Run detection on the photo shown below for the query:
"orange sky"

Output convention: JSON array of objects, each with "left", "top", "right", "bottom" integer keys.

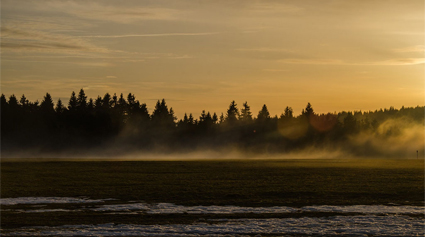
[{"left": 1, "top": 0, "right": 424, "bottom": 119}]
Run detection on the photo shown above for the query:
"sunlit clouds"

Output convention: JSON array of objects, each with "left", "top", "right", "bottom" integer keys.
[{"left": 1, "top": 0, "right": 424, "bottom": 119}]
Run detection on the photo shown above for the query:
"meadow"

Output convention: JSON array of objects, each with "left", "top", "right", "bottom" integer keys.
[{"left": 1, "top": 158, "right": 424, "bottom": 231}]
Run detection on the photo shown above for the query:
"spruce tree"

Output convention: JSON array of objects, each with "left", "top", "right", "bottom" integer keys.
[{"left": 68, "top": 91, "right": 77, "bottom": 111}]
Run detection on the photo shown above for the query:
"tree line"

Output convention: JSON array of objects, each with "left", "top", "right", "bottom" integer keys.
[{"left": 1, "top": 89, "right": 424, "bottom": 154}]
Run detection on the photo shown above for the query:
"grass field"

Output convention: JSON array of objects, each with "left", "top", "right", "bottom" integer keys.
[{"left": 1, "top": 158, "right": 424, "bottom": 233}]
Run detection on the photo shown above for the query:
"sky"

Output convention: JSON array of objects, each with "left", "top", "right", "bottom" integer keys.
[{"left": 1, "top": 0, "right": 424, "bottom": 119}]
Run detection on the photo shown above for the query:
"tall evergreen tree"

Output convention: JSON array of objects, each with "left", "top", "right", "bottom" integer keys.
[
  {"left": 94, "top": 96, "right": 102, "bottom": 110},
  {"left": 87, "top": 98, "right": 94, "bottom": 111},
  {"left": 68, "top": 91, "right": 77, "bottom": 111},
  {"left": 76, "top": 89, "right": 87, "bottom": 110},
  {"left": 225, "top": 101, "right": 239, "bottom": 124},
  {"left": 257, "top": 104, "right": 270, "bottom": 121},
  {"left": 102, "top": 93, "right": 112, "bottom": 109},
  {"left": 117, "top": 93, "right": 127, "bottom": 115},
  {"left": 151, "top": 99, "right": 175, "bottom": 128},
  {"left": 8, "top": 95, "right": 19, "bottom": 108},
  {"left": 40, "top": 93, "right": 54, "bottom": 113},
  {"left": 302, "top": 102, "right": 314, "bottom": 118},
  {"left": 111, "top": 93, "right": 118, "bottom": 108},
  {"left": 240, "top": 101, "right": 253, "bottom": 123},
  {"left": 20, "top": 94, "right": 29, "bottom": 108},
  {"left": 55, "top": 99, "right": 65, "bottom": 114},
  {"left": 281, "top": 106, "right": 293, "bottom": 119},
  {"left": 212, "top": 113, "right": 218, "bottom": 124},
  {"left": 1, "top": 94, "right": 7, "bottom": 109}
]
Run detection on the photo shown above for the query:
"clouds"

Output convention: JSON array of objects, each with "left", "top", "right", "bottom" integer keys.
[
  {"left": 278, "top": 58, "right": 425, "bottom": 66},
  {"left": 48, "top": 3, "right": 181, "bottom": 23},
  {"left": 3, "top": 0, "right": 183, "bottom": 24},
  {"left": 1, "top": 27, "right": 107, "bottom": 54},
  {"left": 78, "top": 32, "right": 221, "bottom": 38},
  {"left": 393, "top": 45, "right": 425, "bottom": 53}
]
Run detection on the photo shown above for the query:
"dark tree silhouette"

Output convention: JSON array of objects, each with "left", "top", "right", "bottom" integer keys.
[
  {"left": 257, "top": 104, "right": 270, "bottom": 121},
  {"left": 40, "top": 93, "right": 54, "bottom": 113},
  {"left": 76, "top": 89, "right": 87, "bottom": 110},
  {"left": 102, "top": 93, "right": 112, "bottom": 109},
  {"left": 302, "top": 102, "right": 314, "bottom": 119},
  {"left": 281, "top": 106, "right": 293, "bottom": 119},
  {"left": 151, "top": 99, "right": 175, "bottom": 129},
  {"left": 240, "top": 101, "right": 253, "bottom": 123},
  {"left": 20, "top": 95, "right": 29, "bottom": 108},
  {"left": 55, "top": 99, "right": 65, "bottom": 114},
  {"left": 68, "top": 91, "right": 77, "bottom": 112},
  {"left": 225, "top": 101, "right": 239, "bottom": 124}
]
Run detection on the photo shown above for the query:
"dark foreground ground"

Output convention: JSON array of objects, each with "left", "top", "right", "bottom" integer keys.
[{"left": 1, "top": 158, "right": 424, "bottom": 230}]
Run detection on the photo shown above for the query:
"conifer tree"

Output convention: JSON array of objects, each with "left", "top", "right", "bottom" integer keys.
[
  {"left": 1, "top": 94, "right": 7, "bottom": 109},
  {"left": 55, "top": 99, "right": 65, "bottom": 113},
  {"left": 76, "top": 89, "right": 87, "bottom": 110},
  {"left": 8, "top": 95, "right": 19, "bottom": 108},
  {"left": 257, "top": 104, "right": 270, "bottom": 121},
  {"left": 212, "top": 113, "right": 218, "bottom": 124},
  {"left": 41, "top": 93, "right": 54, "bottom": 113},
  {"left": 87, "top": 98, "right": 94, "bottom": 111},
  {"left": 20, "top": 94, "right": 29, "bottom": 108},
  {"left": 102, "top": 93, "right": 111, "bottom": 109},
  {"left": 94, "top": 96, "right": 102, "bottom": 110},
  {"left": 240, "top": 101, "right": 253, "bottom": 123},
  {"left": 302, "top": 102, "right": 314, "bottom": 118},
  {"left": 281, "top": 106, "right": 293, "bottom": 119},
  {"left": 225, "top": 101, "right": 239, "bottom": 124},
  {"left": 68, "top": 91, "right": 77, "bottom": 111}
]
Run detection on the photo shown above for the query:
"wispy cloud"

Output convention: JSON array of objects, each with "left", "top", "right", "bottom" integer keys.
[
  {"left": 38, "top": 1, "right": 182, "bottom": 23},
  {"left": 263, "top": 69, "right": 289, "bottom": 72},
  {"left": 79, "top": 32, "right": 220, "bottom": 38},
  {"left": 278, "top": 58, "right": 425, "bottom": 66},
  {"left": 278, "top": 58, "right": 345, "bottom": 65},
  {"left": 393, "top": 45, "right": 425, "bottom": 53},
  {"left": 387, "top": 31, "right": 425, "bottom": 36},
  {"left": 1, "top": 27, "right": 107, "bottom": 54},
  {"left": 247, "top": 2, "right": 303, "bottom": 15},
  {"left": 236, "top": 48, "right": 292, "bottom": 52},
  {"left": 369, "top": 58, "right": 425, "bottom": 66}
]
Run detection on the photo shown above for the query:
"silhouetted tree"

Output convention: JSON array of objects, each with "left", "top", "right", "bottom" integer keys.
[
  {"left": 219, "top": 113, "right": 224, "bottom": 124},
  {"left": 20, "top": 95, "right": 29, "bottom": 108},
  {"left": 302, "top": 102, "right": 314, "bottom": 119},
  {"left": 68, "top": 91, "right": 77, "bottom": 112},
  {"left": 257, "top": 104, "right": 270, "bottom": 121},
  {"left": 212, "top": 113, "right": 218, "bottom": 124},
  {"left": 8, "top": 95, "right": 19, "bottom": 109},
  {"left": 281, "top": 106, "right": 293, "bottom": 119},
  {"left": 102, "top": 93, "right": 112, "bottom": 109},
  {"left": 94, "top": 96, "right": 102, "bottom": 110},
  {"left": 87, "top": 98, "right": 94, "bottom": 112},
  {"left": 225, "top": 101, "right": 239, "bottom": 124},
  {"left": 55, "top": 99, "right": 65, "bottom": 114},
  {"left": 240, "top": 102, "right": 253, "bottom": 123},
  {"left": 151, "top": 99, "right": 175, "bottom": 129},
  {"left": 1, "top": 94, "right": 7, "bottom": 110},
  {"left": 111, "top": 93, "right": 118, "bottom": 108},
  {"left": 76, "top": 89, "right": 87, "bottom": 110},
  {"left": 40, "top": 93, "right": 54, "bottom": 113}
]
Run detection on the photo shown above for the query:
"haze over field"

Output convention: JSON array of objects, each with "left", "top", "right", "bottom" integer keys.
[{"left": 1, "top": 0, "right": 424, "bottom": 119}]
